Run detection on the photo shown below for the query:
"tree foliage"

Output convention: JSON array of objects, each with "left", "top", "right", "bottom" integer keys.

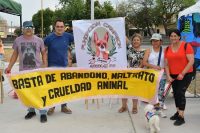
[
  {"left": 155, "top": 0, "right": 196, "bottom": 33},
  {"left": 31, "top": 0, "right": 196, "bottom": 35},
  {"left": 14, "top": 28, "right": 21, "bottom": 37},
  {"left": 32, "top": 0, "right": 117, "bottom": 35},
  {"left": 32, "top": 8, "right": 54, "bottom": 35},
  {"left": 59, "top": 0, "right": 117, "bottom": 20},
  {"left": 117, "top": 0, "right": 195, "bottom": 35},
  {"left": 121, "top": 0, "right": 157, "bottom": 36},
  {"left": 61, "top": 0, "right": 85, "bottom": 20}
]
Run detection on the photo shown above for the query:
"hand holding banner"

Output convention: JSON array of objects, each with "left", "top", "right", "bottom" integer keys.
[{"left": 8, "top": 68, "right": 163, "bottom": 109}]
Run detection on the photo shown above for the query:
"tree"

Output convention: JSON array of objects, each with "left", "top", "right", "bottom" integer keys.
[
  {"left": 58, "top": 0, "right": 85, "bottom": 20},
  {"left": 116, "top": 1, "right": 131, "bottom": 17},
  {"left": 32, "top": 8, "right": 54, "bottom": 35},
  {"left": 84, "top": 0, "right": 91, "bottom": 19},
  {"left": 101, "top": 1, "right": 117, "bottom": 18},
  {"left": 53, "top": 9, "right": 65, "bottom": 22},
  {"left": 124, "top": 0, "right": 156, "bottom": 36},
  {"left": 58, "top": 0, "right": 117, "bottom": 20},
  {"left": 14, "top": 28, "right": 21, "bottom": 37},
  {"left": 115, "top": 1, "right": 134, "bottom": 35},
  {"left": 155, "top": 0, "right": 195, "bottom": 34},
  {"left": 59, "top": 0, "right": 73, "bottom": 5},
  {"left": 117, "top": 0, "right": 195, "bottom": 35}
]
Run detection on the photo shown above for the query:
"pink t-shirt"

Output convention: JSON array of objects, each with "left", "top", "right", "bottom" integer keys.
[{"left": 13, "top": 35, "right": 45, "bottom": 71}]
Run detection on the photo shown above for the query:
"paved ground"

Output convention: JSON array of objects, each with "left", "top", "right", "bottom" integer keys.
[{"left": 0, "top": 64, "right": 200, "bottom": 133}]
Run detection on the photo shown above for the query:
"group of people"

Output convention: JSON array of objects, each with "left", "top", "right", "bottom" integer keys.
[
  {"left": 4, "top": 19, "right": 194, "bottom": 126},
  {"left": 5, "top": 20, "right": 73, "bottom": 123},
  {"left": 119, "top": 30, "right": 194, "bottom": 126}
]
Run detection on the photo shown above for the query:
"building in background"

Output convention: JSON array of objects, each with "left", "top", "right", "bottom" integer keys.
[{"left": 0, "top": 17, "right": 8, "bottom": 38}]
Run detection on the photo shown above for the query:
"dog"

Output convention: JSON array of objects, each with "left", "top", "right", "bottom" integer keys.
[
  {"left": 144, "top": 104, "right": 160, "bottom": 133},
  {"left": 94, "top": 32, "right": 109, "bottom": 60}
]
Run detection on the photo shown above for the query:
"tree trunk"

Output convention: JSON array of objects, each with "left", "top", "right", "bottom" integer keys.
[
  {"left": 162, "top": 19, "right": 168, "bottom": 35},
  {"left": 146, "top": 23, "right": 152, "bottom": 36}
]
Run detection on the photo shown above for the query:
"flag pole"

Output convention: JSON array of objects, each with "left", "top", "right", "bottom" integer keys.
[
  {"left": 91, "top": 0, "right": 94, "bottom": 20},
  {"left": 41, "top": 0, "right": 44, "bottom": 38}
]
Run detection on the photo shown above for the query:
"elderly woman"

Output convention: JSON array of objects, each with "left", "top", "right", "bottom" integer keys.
[
  {"left": 118, "top": 33, "right": 145, "bottom": 114},
  {"left": 165, "top": 29, "right": 194, "bottom": 126}
]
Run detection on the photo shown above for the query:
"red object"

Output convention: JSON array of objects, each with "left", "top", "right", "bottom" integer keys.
[
  {"left": 163, "top": 82, "right": 172, "bottom": 98},
  {"left": 12, "top": 91, "right": 18, "bottom": 99},
  {"left": 190, "top": 41, "right": 200, "bottom": 47},
  {"left": 8, "top": 90, "right": 18, "bottom": 99},
  {"left": 5, "top": 68, "right": 11, "bottom": 74},
  {"left": 165, "top": 42, "right": 193, "bottom": 74}
]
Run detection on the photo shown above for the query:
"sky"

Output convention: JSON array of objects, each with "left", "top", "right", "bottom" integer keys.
[{"left": 0, "top": 0, "right": 120, "bottom": 27}]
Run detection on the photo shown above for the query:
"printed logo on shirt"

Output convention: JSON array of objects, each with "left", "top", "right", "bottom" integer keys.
[{"left": 21, "top": 42, "right": 37, "bottom": 69}]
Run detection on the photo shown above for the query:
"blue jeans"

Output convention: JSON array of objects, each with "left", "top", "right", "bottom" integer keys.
[{"left": 28, "top": 108, "right": 47, "bottom": 115}]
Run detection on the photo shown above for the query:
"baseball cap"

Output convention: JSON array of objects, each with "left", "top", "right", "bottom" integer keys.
[
  {"left": 150, "top": 33, "right": 162, "bottom": 40},
  {"left": 23, "top": 21, "right": 33, "bottom": 28}
]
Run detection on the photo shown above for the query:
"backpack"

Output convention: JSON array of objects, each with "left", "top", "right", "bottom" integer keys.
[{"left": 165, "top": 43, "right": 196, "bottom": 79}]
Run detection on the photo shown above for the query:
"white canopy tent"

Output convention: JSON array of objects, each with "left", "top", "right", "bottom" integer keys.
[
  {"left": 178, "top": 1, "right": 200, "bottom": 18},
  {"left": 177, "top": 1, "right": 200, "bottom": 71}
]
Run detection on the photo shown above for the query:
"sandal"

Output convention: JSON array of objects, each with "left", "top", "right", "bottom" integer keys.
[
  {"left": 132, "top": 108, "right": 138, "bottom": 114},
  {"left": 118, "top": 107, "right": 127, "bottom": 113}
]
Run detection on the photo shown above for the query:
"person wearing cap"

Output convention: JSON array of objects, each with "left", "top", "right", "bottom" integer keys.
[
  {"left": 165, "top": 29, "right": 194, "bottom": 126},
  {"left": 143, "top": 33, "right": 167, "bottom": 118},
  {"left": 44, "top": 19, "right": 74, "bottom": 115},
  {"left": 5, "top": 21, "right": 48, "bottom": 123}
]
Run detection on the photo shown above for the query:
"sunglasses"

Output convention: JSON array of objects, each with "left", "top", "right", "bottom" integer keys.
[{"left": 24, "top": 26, "right": 33, "bottom": 29}]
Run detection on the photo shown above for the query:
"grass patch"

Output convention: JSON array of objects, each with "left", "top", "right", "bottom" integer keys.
[{"left": 4, "top": 48, "right": 15, "bottom": 62}]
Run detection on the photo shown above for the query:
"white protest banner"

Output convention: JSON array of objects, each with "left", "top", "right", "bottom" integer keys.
[{"left": 73, "top": 17, "right": 127, "bottom": 68}]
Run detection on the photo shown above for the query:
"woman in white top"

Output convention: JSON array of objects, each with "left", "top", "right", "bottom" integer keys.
[{"left": 143, "top": 33, "right": 167, "bottom": 118}]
